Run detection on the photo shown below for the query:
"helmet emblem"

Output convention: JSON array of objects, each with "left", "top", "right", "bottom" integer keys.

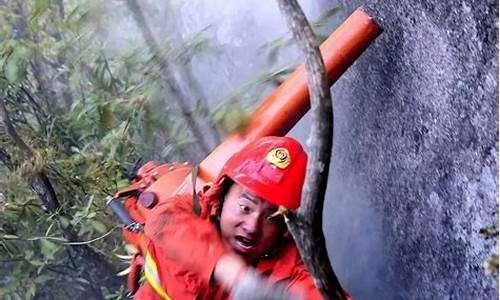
[{"left": 266, "top": 148, "right": 291, "bottom": 169}]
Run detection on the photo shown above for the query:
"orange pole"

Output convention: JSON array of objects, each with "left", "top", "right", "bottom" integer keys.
[
  {"left": 115, "top": 8, "right": 382, "bottom": 257},
  {"left": 199, "top": 8, "right": 381, "bottom": 182}
]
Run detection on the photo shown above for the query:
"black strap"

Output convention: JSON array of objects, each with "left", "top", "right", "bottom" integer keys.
[{"left": 191, "top": 165, "right": 201, "bottom": 216}]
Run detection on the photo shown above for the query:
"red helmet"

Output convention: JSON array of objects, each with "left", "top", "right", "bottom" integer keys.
[{"left": 218, "top": 136, "right": 307, "bottom": 209}]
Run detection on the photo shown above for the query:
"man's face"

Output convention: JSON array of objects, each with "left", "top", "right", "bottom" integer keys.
[{"left": 219, "top": 183, "right": 285, "bottom": 262}]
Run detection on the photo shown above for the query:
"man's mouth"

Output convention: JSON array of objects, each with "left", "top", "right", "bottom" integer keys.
[{"left": 234, "top": 235, "right": 256, "bottom": 251}]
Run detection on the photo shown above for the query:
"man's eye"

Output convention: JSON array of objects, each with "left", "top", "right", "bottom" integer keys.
[
  {"left": 239, "top": 205, "right": 251, "bottom": 214},
  {"left": 266, "top": 214, "right": 282, "bottom": 223}
]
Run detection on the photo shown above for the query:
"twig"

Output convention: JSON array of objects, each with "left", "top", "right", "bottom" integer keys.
[
  {"left": 65, "top": 226, "right": 119, "bottom": 245},
  {"left": 0, "top": 226, "right": 118, "bottom": 245}
]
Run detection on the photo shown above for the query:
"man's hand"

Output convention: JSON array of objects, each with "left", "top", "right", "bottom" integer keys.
[
  {"left": 214, "top": 254, "right": 300, "bottom": 300},
  {"left": 213, "top": 253, "right": 247, "bottom": 289},
  {"left": 232, "top": 269, "right": 300, "bottom": 300}
]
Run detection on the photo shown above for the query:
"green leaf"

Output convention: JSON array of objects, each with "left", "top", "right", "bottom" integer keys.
[
  {"left": 59, "top": 216, "right": 70, "bottom": 228},
  {"left": 29, "top": 259, "right": 44, "bottom": 267},
  {"left": 26, "top": 282, "right": 36, "bottom": 299},
  {"left": 161, "top": 144, "right": 174, "bottom": 158},
  {"left": 4, "top": 46, "right": 31, "bottom": 83},
  {"left": 83, "top": 195, "right": 94, "bottom": 215},
  {"left": 116, "top": 179, "right": 130, "bottom": 189},
  {"left": 91, "top": 220, "right": 107, "bottom": 234},
  {"left": 13, "top": 45, "right": 32, "bottom": 62},
  {"left": 39, "top": 239, "right": 59, "bottom": 260},
  {"left": 34, "top": 274, "right": 51, "bottom": 284},
  {"left": 30, "top": 0, "right": 51, "bottom": 21},
  {"left": 11, "top": 292, "right": 21, "bottom": 300},
  {"left": 312, "top": 6, "right": 342, "bottom": 29},
  {"left": 4, "top": 56, "right": 22, "bottom": 83},
  {"left": 24, "top": 250, "right": 34, "bottom": 260},
  {"left": 317, "top": 6, "right": 342, "bottom": 22},
  {"left": 99, "top": 104, "right": 113, "bottom": 129},
  {"left": 1, "top": 239, "right": 19, "bottom": 255}
]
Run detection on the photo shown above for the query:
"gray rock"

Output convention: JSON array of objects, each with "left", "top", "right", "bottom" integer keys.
[{"left": 325, "top": 1, "right": 498, "bottom": 299}]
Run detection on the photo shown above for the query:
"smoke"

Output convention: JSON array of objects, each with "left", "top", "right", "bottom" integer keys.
[
  {"left": 292, "top": 102, "right": 393, "bottom": 299},
  {"left": 174, "top": 1, "right": 392, "bottom": 298}
]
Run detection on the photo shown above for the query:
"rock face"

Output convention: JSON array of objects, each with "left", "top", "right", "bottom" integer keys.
[{"left": 326, "top": 1, "right": 498, "bottom": 299}]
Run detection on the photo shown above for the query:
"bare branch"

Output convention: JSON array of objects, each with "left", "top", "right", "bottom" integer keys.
[
  {"left": 276, "top": 1, "right": 345, "bottom": 299},
  {"left": 30, "top": 57, "right": 57, "bottom": 109},
  {"left": 177, "top": 62, "right": 222, "bottom": 145},
  {"left": 125, "top": 0, "right": 215, "bottom": 160},
  {"left": 160, "top": 2, "right": 222, "bottom": 145}
]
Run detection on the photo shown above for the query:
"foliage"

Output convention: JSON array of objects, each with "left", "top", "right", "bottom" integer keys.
[
  {"left": 480, "top": 208, "right": 499, "bottom": 276},
  {"left": 0, "top": 1, "right": 182, "bottom": 298},
  {"left": 0, "top": 1, "right": 340, "bottom": 299}
]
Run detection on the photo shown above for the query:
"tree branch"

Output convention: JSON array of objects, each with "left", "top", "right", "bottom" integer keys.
[
  {"left": 0, "top": 146, "right": 14, "bottom": 171},
  {"left": 20, "top": 85, "right": 47, "bottom": 128},
  {"left": 0, "top": 95, "right": 60, "bottom": 211},
  {"left": 18, "top": 85, "right": 81, "bottom": 153},
  {"left": 1, "top": 95, "right": 122, "bottom": 291},
  {"left": 0, "top": 4, "right": 123, "bottom": 295},
  {"left": 275, "top": 1, "right": 345, "bottom": 299},
  {"left": 30, "top": 55, "right": 57, "bottom": 109},
  {"left": 125, "top": 0, "right": 214, "bottom": 160},
  {"left": 161, "top": 1, "right": 222, "bottom": 146}
]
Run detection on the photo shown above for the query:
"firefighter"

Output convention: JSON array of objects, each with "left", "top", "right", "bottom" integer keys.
[{"left": 134, "top": 136, "right": 348, "bottom": 299}]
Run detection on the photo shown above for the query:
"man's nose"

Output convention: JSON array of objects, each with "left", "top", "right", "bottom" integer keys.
[{"left": 242, "top": 215, "right": 261, "bottom": 235}]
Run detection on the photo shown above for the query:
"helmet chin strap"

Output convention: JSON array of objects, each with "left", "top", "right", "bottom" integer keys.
[{"left": 258, "top": 232, "right": 291, "bottom": 261}]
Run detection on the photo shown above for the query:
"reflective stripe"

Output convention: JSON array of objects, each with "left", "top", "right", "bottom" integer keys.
[{"left": 145, "top": 251, "right": 173, "bottom": 300}]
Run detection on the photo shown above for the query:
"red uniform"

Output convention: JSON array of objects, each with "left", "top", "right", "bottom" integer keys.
[
  {"left": 134, "top": 191, "right": 323, "bottom": 300},
  {"left": 134, "top": 137, "right": 351, "bottom": 300}
]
